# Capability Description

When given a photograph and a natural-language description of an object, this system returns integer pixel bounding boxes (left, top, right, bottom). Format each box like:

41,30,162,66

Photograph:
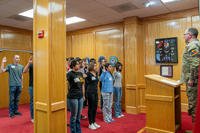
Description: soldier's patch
191,50,199,56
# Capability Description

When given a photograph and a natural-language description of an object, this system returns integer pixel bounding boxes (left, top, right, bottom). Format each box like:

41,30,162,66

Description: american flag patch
191,50,199,56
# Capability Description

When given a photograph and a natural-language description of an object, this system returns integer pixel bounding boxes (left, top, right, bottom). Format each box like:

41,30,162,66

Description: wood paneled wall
124,17,145,114
0,26,32,108
0,25,32,51
143,9,199,112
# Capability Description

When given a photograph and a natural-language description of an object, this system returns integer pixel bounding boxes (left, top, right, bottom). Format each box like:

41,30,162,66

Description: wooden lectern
144,74,182,133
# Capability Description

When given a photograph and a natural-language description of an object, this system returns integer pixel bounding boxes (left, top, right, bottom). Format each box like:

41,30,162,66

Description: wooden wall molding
35,102,48,112
126,84,137,90
145,94,173,102
67,22,123,35
126,106,138,114
51,101,65,112
145,127,174,133
142,8,198,23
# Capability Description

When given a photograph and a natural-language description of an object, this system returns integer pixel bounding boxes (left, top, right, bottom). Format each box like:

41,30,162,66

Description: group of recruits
0,55,124,133
66,56,124,132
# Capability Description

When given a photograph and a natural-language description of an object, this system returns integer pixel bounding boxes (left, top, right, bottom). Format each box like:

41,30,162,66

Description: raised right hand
2,57,7,63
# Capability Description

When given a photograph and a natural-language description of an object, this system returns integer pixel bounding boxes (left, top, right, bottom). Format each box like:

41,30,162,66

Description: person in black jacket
86,62,101,130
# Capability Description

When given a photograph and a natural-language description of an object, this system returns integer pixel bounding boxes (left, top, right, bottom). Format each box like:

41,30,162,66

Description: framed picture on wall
160,65,173,77
155,37,178,63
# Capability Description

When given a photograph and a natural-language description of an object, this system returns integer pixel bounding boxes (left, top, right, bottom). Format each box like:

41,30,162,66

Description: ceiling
0,0,198,31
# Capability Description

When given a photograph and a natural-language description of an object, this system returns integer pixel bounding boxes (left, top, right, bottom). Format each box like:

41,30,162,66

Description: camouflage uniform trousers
186,82,198,122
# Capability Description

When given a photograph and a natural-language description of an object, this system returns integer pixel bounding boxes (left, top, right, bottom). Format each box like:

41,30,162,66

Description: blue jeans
68,98,83,133
9,86,22,115
29,86,33,119
113,87,122,117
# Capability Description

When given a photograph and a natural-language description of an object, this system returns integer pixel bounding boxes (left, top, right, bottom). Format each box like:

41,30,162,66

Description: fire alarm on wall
38,30,44,38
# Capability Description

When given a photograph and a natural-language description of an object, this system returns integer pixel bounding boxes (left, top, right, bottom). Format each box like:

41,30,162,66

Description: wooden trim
137,127,145,133
0,25,32,33
35,102,48,112
126,84,137,90
138,105,146,113
124,17,142,25
181,85,186,91
126,106,138,114
145,94,173,102
142,8,198,23
145,127,174,133
181,103,188,112
51,101,65,112
137,84,145,89
67,22,123,35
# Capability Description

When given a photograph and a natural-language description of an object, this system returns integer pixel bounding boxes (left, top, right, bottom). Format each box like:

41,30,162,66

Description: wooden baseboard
181,103,188,112
126,106,138,114
138,105,146,113
137,127,145,133
145,127,174,133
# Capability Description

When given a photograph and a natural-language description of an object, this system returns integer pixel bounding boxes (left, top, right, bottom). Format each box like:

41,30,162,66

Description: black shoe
14,112,22,116
81,115,87,120
9,114,15,118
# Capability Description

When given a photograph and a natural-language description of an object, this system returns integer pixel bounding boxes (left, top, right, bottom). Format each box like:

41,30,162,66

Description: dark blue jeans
68,98,83,133
29,86,33,119
113,87,122,117
9,86,22,115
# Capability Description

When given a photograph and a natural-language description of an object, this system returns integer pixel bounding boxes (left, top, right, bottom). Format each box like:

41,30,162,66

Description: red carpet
0,104,192,133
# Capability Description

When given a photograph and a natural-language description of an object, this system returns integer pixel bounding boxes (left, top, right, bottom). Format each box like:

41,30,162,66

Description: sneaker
120,114,124,117
110,119,115,122
14,112,22,116
88,124,97,130
93,122,100,128
9,114,15,118
116,115,121,118
81,115,87,120
31,119,34,123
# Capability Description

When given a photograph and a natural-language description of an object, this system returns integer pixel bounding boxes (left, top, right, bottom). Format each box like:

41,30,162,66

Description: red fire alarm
38,30,44,38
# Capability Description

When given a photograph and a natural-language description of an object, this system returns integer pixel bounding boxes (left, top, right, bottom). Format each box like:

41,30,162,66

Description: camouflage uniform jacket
181,38,200,83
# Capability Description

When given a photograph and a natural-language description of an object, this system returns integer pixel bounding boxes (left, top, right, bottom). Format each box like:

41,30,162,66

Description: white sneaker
88,124,97,130
120,114,124,117
93,122,100,128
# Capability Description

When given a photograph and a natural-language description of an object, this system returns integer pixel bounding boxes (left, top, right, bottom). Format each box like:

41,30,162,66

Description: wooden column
33,0,66,133
124,17,145,114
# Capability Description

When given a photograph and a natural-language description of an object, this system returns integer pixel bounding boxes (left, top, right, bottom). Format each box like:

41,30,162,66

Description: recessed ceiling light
144,1,156,7
19,9,86,25
66,16,86,25
19,9,33,18
161,0,178,3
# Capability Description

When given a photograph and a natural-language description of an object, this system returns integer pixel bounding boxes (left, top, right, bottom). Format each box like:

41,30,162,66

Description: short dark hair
105,63,111,70
70,59,78,69
88,62,96,72
188,27,198,38
75,57,81,62
115,62,122,71
90,58,96,64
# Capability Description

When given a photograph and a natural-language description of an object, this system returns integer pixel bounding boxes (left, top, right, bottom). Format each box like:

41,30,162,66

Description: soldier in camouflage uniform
181,28,200,126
